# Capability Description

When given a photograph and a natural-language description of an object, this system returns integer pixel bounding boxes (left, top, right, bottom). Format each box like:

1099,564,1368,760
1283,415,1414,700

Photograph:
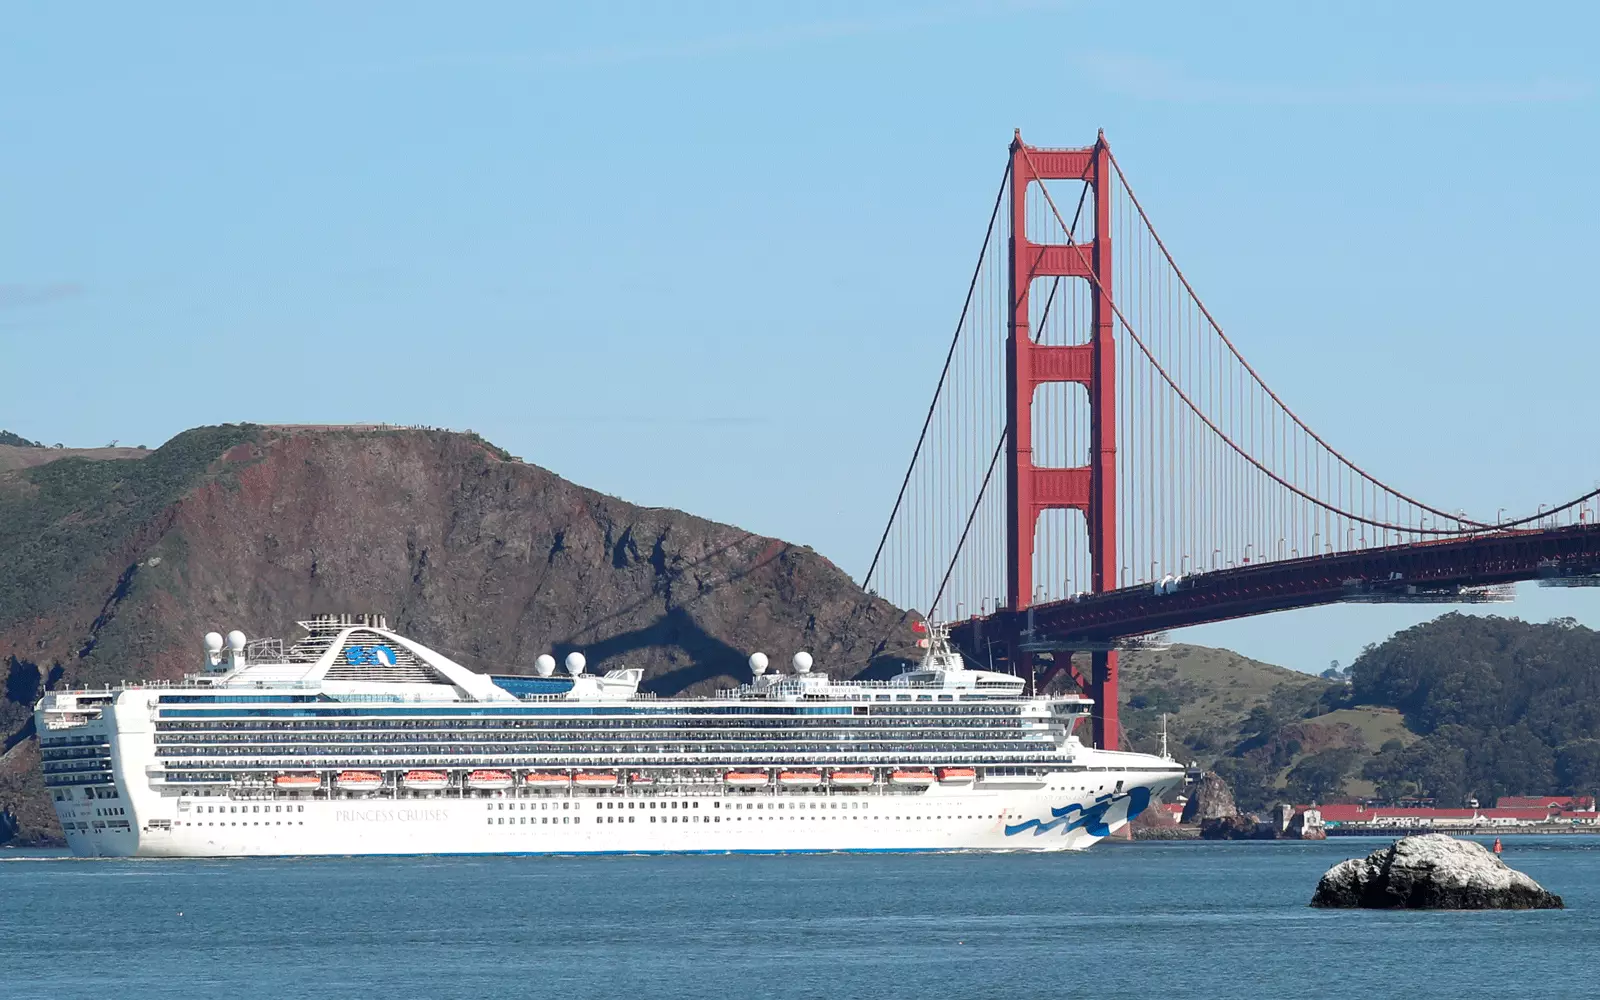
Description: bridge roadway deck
958,523,1600,647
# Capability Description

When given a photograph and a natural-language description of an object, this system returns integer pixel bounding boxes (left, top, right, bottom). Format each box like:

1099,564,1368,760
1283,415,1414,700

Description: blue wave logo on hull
1004,786,1151,839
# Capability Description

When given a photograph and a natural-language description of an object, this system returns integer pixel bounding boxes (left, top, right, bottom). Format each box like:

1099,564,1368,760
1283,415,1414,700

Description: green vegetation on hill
1116,643,1328,755
1111,644,1363,810
0,431,42,448
1137,613,1600,813
1351,613,1600,806
0,424,259,632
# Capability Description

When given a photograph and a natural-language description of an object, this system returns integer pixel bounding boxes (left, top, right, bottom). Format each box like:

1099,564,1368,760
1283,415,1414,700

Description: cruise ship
36,613,1185,857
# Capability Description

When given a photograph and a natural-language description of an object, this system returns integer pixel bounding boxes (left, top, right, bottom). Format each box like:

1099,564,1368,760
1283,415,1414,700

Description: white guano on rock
1310,834,1563,910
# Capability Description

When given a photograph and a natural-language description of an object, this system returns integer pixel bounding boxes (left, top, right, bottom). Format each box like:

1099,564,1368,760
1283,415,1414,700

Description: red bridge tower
1005,130,1119,750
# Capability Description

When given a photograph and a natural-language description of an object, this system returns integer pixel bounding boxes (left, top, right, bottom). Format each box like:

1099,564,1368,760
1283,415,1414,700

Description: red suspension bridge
863,130,1600,753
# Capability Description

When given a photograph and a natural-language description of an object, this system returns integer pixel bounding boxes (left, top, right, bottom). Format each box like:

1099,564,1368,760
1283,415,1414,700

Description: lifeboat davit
402,770,449,791
274,773,320,790
937,767,977,784
523,772,571,789
724,771,770,788
891,769,936,787
573,772,619,789
466,769,514,791
778,771,823,788
335,770,383,792
829,770,875,788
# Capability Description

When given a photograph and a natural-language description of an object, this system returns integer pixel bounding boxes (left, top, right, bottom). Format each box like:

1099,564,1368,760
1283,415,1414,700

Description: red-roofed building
1496,795,1596,812
1312,801,1600,832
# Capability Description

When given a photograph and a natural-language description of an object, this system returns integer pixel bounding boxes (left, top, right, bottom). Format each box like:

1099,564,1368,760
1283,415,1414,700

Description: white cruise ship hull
58,779,1172,858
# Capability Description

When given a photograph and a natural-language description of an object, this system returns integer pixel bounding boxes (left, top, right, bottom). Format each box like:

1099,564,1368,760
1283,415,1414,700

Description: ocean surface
2,837,1597,1000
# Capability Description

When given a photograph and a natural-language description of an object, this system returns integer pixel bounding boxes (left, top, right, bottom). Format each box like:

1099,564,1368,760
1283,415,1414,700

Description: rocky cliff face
0,425,913,845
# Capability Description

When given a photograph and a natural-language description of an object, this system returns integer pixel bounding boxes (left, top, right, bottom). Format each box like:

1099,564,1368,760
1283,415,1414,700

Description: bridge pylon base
1090,649,1119,751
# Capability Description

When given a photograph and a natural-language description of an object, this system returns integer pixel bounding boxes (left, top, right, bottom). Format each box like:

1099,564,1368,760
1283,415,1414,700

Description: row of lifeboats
275,770,522,793
723,768,972,788
276,766,980,793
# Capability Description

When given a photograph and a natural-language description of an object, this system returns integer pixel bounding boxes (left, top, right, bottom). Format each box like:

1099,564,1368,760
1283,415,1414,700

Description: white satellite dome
535,654,557,678
203,632,224,653
225,630,247,652
564,651,587,676
748,652,769,676
792,651,813,674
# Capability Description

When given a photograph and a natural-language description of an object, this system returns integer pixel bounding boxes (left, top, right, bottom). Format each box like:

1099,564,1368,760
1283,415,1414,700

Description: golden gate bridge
862,130,1600,753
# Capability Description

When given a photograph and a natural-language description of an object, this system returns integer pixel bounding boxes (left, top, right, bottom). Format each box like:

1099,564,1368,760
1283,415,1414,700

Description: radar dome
204,632,224,652
564,652,587,676
792,651,813,674
748,652,769,676
226,630,247,651
535,654,557,677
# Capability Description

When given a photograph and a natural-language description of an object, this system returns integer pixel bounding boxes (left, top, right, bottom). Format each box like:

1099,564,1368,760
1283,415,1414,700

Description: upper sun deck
38,613,1092,714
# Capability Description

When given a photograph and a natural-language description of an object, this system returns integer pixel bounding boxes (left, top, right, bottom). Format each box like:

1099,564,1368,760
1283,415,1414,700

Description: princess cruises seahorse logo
1004,786,1151,839
344,644,399,666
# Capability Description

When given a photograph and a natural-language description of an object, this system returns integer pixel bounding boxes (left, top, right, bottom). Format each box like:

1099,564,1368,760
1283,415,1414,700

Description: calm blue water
2,837,1596,1000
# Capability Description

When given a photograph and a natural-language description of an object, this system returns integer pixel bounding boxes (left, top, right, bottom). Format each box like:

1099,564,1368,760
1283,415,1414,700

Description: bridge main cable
1020,143,1599,539
1104,149,1488,529
862,162,1011,594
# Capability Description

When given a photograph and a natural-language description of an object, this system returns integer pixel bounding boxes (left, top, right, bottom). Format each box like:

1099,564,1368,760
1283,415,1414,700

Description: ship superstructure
37,614,1184,857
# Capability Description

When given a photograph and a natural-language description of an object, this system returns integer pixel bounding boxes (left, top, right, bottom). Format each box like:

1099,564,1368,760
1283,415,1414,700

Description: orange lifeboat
573,772,619,789
274,773,320,790
402,770,449,791
891,769,936,787
466,769,514,791
523,772,572,789
778,771,823,788
937,767,977,784
335,770,383,792
829,770,875,788
629,772,655,786
724,771,770,789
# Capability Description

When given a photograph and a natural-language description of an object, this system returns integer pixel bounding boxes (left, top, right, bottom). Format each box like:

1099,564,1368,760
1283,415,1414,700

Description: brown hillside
0,443,150,473
0,425,915,844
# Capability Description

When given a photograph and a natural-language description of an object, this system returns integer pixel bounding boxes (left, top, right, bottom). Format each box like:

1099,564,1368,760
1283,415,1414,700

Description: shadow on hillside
554,531,790,645
554,606,747,696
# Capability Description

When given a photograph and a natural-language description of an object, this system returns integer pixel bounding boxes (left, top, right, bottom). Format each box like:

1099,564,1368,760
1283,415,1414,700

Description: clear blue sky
3,2,1597,672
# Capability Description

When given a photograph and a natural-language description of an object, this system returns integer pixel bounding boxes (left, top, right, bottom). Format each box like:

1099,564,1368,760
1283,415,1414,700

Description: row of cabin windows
195,804,307,814
484,812,1008,827
486,799,877,812
152,709,1027,731
493,816,582,825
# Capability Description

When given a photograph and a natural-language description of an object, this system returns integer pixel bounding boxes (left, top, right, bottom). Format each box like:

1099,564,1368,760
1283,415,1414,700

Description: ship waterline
36,613,1184,857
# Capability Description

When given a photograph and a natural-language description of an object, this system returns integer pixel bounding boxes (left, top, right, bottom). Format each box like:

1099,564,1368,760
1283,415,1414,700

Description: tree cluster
1351,614,1600,805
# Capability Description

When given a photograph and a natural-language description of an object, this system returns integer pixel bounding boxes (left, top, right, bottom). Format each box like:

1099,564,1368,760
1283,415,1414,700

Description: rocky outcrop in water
1311,834,1563,909
1181,771,1269,839
1180,771,1236,824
